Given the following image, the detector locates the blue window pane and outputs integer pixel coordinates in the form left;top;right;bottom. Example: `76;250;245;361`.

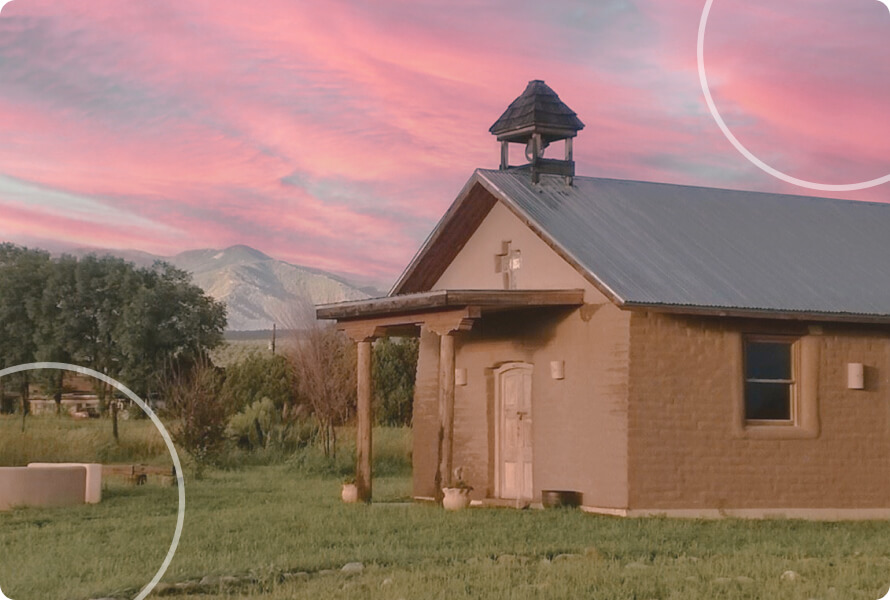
745;382;791;420
745;341;791;380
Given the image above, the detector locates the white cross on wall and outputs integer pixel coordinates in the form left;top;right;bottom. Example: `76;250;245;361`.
495;241;522;290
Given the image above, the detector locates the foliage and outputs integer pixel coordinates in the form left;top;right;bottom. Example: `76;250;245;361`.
220;352;296;414
225;396;316;456
0;244;52;420
288;324;355;457
0;245;227;411
288;425;412;479
372;337;418;426
161;358;227;474
227;397;278;449
117;261;227;398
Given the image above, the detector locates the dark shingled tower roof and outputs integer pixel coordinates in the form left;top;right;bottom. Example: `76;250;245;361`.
489;80;585;142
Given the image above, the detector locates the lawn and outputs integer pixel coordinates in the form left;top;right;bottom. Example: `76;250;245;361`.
1;417;890;599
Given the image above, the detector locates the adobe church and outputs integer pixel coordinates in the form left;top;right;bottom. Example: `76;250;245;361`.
318;80;890;519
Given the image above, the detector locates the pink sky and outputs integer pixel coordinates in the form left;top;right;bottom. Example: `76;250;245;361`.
1;0;888;287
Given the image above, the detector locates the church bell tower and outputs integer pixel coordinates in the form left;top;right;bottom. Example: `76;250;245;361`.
489;80;584;185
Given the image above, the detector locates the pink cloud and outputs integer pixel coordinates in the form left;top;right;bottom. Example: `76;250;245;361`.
0;0;888;284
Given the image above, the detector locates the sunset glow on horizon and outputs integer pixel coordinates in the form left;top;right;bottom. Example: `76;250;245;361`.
1;0;889;286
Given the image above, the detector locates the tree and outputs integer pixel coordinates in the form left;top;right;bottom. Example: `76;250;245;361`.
288;325;355;457
0;244;51;429
0;246;227;440
118;261;227;399
67;254;138;414
0;244;226;438
373;337;419;426
34;254;79;414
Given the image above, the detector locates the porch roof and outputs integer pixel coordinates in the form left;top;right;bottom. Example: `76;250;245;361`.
316;289;584;339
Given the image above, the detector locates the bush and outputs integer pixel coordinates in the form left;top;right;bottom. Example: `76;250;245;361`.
373;337;418;426
161;359;227;475
287;426;412;479
288;325;355;457
220;353;295;414
226;397;278;449
226;397;316;455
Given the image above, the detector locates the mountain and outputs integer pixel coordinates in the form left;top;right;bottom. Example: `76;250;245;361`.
69;245;373;331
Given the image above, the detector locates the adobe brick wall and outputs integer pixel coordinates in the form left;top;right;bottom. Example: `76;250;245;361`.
627;311;890;511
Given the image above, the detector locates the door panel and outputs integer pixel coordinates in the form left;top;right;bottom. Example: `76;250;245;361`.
497;364;533;500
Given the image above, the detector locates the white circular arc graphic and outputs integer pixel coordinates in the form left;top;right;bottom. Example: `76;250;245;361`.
697;0;890;192
0;363;184;600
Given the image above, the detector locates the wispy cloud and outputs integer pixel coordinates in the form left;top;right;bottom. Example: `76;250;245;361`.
0;0;887;285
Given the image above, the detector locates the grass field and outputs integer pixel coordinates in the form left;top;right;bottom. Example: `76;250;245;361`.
0;414;172;467
2;417;890;599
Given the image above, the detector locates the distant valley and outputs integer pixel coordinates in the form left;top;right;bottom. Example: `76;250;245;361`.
69;245;377;331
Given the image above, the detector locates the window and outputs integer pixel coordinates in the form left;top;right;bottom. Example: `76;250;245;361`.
744;337;796;423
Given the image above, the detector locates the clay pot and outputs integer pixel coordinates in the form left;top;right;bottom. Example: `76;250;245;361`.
442;487;472;511
341;483;359;503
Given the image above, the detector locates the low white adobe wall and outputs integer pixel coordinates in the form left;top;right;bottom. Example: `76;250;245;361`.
0;466;87;511
28;462;102;504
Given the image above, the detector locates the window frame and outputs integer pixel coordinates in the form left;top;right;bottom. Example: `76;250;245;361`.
742;334;799;427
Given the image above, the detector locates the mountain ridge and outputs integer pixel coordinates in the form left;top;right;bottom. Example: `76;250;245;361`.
67;245;377;331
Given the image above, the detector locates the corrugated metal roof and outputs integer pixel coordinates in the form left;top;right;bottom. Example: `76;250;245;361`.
477;169;890;319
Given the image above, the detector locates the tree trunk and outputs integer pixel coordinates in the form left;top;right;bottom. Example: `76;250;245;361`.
98;383;107;415
20;373;30;433
55;371;64;416
253;417;265;448
112;400;119;442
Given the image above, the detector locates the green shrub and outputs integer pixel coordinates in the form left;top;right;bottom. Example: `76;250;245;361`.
162;360;227;475
288;426;412;478
226;397;316;456
220;353;295;414
373;337;418;426
226;397;277;449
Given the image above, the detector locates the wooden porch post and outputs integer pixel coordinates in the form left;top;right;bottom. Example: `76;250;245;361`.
356;339;373;502
335;307;480;505
438;333;456;490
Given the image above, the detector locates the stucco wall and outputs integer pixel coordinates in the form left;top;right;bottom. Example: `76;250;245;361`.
412;328;442;499
29;463;102;504
627;311;890;513
433;201;609;305
0;466;87;511
411;197;631;507
448;303;631;509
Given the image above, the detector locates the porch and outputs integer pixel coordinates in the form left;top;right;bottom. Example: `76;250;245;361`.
316;289;584;503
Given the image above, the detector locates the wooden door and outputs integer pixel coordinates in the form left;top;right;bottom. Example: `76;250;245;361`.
496;363;533;500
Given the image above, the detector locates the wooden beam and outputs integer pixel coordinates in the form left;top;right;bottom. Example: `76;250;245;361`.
318;289;586;321
391;181;497;295
424;307;479;336
337;307;482;340
356;340;373;503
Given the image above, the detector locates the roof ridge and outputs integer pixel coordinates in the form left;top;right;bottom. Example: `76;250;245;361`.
475;168;890;210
